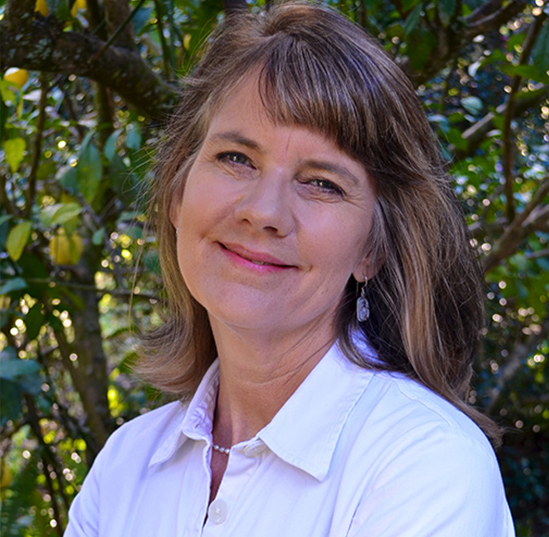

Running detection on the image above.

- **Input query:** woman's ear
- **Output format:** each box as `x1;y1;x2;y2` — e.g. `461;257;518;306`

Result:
169;178;187;230
170;198;181;230
352;251;384;282
352;259;371;283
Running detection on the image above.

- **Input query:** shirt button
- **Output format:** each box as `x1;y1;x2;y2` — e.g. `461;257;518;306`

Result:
208;499;228;525
243;441;265;457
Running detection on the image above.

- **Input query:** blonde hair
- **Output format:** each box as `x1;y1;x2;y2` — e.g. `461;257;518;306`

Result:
139;2;500;444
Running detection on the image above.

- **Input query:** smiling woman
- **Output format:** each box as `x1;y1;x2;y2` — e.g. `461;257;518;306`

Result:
171;76;376;344
64;3;515;537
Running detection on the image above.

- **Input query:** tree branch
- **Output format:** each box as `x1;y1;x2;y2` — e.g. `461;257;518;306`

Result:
485;314;549;413
103;0;136;50
483;178;549;271
464;0;529;40
501;11;549;222
452;86;549;160
43;299;110;453
4;0;36;29
401;0;529;85
466;0;503;24
24;74;48;218
0;19;178;120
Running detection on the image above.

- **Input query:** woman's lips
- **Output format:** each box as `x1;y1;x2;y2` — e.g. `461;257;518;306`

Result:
218;242;295;270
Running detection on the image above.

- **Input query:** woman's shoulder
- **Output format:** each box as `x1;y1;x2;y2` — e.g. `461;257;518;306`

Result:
354;368;494;452
99;400;189;463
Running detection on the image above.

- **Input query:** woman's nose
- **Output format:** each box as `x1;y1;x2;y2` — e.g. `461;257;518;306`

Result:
233;171;294;236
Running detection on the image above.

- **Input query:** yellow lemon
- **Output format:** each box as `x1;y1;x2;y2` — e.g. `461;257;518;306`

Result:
71;0;86;17
3;68;29;89
35;0;49;16
0;461;12;489
0;295;10;310
49;229;84;265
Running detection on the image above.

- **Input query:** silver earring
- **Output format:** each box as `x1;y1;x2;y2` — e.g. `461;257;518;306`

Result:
356;276;370;322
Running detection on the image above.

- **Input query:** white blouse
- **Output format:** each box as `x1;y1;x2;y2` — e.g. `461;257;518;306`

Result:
65;343;515;536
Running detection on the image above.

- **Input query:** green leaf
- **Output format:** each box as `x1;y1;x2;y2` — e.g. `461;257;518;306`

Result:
77;144;103;204
0;277;28;295
461;96;483;115
59;166;79;195
447;127;468;150
500;63;549;84
0;359;41;380
402;0;421;11
0;346;17;361
0;79;16;103
25;303;45;341
405;28;437;70
536;256;549;272
143;250;161;275
403;5;422;38
438;0;456;27
3;137;26;173
36;160;57;181
0;95;7;141
39;202;82;228
45;0;71;21
0;379;23;425
104;128;123;162
7;221;32;261
126;124;142;150
92;228;105;246
532;19;549;76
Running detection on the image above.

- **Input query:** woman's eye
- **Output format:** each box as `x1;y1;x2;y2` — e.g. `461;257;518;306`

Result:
218;152;253;167
309;178;344;196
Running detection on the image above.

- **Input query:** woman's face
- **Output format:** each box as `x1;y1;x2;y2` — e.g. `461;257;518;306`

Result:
171;76;376;341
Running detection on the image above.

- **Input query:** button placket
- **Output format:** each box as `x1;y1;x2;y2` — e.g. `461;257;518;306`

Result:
243;440;266;457
208;498;229;525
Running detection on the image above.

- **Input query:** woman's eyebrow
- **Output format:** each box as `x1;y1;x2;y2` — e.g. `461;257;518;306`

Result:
305;160;360;185
210;131;262;152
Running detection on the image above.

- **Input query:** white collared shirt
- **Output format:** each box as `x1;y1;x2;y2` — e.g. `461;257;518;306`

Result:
65;343;515;536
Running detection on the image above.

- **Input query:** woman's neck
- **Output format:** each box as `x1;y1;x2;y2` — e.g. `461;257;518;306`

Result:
209;320;336;448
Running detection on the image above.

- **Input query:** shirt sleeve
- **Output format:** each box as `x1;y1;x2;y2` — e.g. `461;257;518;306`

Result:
63;445;106;537
347;429;515;537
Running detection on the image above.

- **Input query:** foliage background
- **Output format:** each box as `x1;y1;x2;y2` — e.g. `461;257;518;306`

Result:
1;0;548;535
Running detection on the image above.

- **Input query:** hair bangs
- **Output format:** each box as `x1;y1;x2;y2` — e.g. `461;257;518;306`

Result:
249;35;377;162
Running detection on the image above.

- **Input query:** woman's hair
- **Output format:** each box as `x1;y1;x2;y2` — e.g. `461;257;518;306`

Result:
138;2;500;444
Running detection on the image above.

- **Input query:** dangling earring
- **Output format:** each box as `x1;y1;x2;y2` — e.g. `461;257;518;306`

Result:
356;276;370;322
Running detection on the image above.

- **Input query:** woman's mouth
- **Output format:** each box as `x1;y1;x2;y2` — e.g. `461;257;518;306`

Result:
218;242;294;270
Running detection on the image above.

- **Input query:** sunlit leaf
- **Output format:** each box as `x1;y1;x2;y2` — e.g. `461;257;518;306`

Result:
3;137;26;173
6;221;32;261
77;143;103;204
39;202;82;228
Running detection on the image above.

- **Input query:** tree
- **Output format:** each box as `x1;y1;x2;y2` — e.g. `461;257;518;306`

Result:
1;0;548;535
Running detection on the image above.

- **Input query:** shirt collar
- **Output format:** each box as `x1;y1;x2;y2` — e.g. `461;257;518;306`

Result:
258;342;374;481
149;360;220;467
150;341;375;481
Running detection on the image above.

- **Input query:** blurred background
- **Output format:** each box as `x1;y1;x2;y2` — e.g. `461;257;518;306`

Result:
0;0;548;535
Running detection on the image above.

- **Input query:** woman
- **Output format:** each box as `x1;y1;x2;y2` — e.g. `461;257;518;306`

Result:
65;3;515;536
